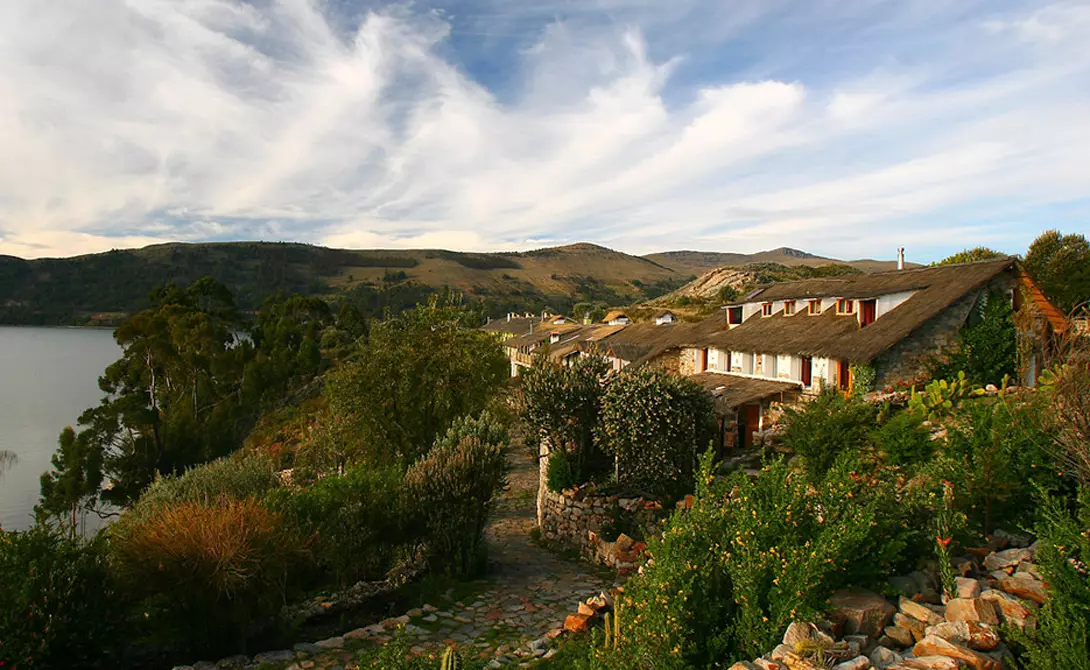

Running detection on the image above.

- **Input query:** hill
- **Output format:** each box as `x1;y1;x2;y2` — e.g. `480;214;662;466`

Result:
644;247;913;275
0;242;691;325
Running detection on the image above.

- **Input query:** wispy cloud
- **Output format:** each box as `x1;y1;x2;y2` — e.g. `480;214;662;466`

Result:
0;0;1087;261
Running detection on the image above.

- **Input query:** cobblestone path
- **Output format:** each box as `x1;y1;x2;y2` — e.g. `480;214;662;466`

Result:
213;439;616;670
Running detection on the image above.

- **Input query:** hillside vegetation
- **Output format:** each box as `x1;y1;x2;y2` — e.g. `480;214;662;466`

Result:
645;246;912;275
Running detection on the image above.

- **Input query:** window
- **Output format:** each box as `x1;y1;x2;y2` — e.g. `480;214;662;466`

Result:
808;300;821;315
783;300;796;316
762;302;774;317
727;306;743;325
836;299;855;315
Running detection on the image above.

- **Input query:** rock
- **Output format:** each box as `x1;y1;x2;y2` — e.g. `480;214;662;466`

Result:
944;598;1000;625
999;572;1048;604
1016;561;1043;580
888;576;920;599
979;589;1037;629
994;529;1031;547
753;660;787;670
869;646;903;669
615;534;635;551
577;602;598;617
782;622;835;648
833;657;871;670
216;656;249;668
983;548;1032;572
913;635;1001;670
729;663;758;670
564;613;592;633
893;613;927;642
254;651;294;664
771;644;794;661
899;598;944;626
292;642;323;654
884;624;915;647
829;589;897;638
896;656;961;670
954;577;982;599
779;652;824;669
924;621;1000;651
315;636;344;650
193;663;216;670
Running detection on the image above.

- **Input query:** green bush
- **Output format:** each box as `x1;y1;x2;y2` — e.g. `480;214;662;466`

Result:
0;527;124;669
611;452;910;667
265;464;407;586
546;448;577;493
781;387;877;480
109;498;300;656
1011;488;1090;669
404;413;509;578
129;452;281;518
872;410;935;466
597;370;716;497
930;292;1017;386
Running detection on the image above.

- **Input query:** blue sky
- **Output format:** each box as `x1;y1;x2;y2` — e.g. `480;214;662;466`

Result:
0;0;1087;262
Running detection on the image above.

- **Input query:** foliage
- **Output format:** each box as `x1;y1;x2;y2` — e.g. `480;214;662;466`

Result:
609;452;910;667
933;480;965;600
931;292;1018;386
327;294;509;468
356;629;485;669
1024;229;1090;314
597;370;716;497
125;453;281;520
1034;335;1090;488
37;426;104;531
109;498;300;655
1011;488;1090;670
933;399;1062;537
908;372;983;422
520;356;610;486
872;410;935;467
849;362;876;396
781;387;877;480
265;464;406;586
403;413;510;577
0;527;124;669
546;447;577;492
933;247;1006;265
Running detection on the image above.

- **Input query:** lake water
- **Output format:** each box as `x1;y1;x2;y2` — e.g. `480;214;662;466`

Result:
0;327;121;531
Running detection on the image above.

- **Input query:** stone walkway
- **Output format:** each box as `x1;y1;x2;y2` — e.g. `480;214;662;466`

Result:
213;437;616;670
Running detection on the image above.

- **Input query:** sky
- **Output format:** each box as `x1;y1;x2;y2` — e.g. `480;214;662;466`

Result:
1;1;1088;263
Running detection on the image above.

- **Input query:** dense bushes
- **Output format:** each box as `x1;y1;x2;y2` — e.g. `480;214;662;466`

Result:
127;453;281;517
404;414;510;577
110;498;299;655
872;410;935;466
781;387;876;479
0;528;124;669
597;370;716;497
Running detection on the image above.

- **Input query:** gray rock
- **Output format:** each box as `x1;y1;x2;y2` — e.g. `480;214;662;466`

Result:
216;655;249;668
293;642;322;655
254;650;294;664
315;636;345;650
983;548;1033;572
869;646;903;669
832;656;870;670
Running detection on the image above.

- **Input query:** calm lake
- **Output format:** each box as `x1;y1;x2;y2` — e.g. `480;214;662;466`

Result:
0;327;121;531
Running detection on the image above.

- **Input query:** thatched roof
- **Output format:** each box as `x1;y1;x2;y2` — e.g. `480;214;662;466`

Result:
603;310;629;322
481;316;540;336
688;372;801;412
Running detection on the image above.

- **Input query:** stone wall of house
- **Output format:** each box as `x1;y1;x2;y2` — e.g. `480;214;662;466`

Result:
872;275;1014;389
539;487;668;572
677;347;699;376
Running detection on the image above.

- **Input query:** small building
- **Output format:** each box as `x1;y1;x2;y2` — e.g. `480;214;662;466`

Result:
655;311;676;326
603;310;631;326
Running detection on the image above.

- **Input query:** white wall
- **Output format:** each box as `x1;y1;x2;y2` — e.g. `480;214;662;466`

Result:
813;357;833;387
876;290;920;318
777;354;798;380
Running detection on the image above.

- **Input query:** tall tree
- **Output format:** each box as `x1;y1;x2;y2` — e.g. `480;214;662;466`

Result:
38;427;103;532
1024;230;1090;314
934;247;1006;265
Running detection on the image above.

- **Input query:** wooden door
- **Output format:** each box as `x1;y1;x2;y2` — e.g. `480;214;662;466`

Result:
861;299;877;327
801;357;813;387
740;404;761;448
700;348;709;373
838;360;852;391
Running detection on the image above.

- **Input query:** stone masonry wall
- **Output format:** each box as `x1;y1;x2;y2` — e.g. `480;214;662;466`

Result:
872;275;1014;389
539;487;666;572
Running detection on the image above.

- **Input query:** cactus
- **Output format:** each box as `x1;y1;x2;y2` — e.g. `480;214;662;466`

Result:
603;612;613;649
613;596;621;648
440;646;461;670
909;371;983;422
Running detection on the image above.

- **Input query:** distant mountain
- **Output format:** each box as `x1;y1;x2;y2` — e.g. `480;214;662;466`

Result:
0;241;690;326
645;247;913;274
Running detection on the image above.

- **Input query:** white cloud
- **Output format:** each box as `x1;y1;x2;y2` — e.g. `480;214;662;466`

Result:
0;0;1088;261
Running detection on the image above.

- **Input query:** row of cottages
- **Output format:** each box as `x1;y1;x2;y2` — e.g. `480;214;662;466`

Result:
493;257;1067;452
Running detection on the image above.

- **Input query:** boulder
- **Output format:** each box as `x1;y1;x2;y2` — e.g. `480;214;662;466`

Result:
979;590;1037;629
253;651;294;664
888;576;920;599
913;635;1001;670
868;646;903;669
564;613;592;633
999;572;1048;604
832;657;871;670
893;614;927;642
924;621;1000;651
753;660;787;670
895;656;962;670
954;577;982;599
944;598;1000;625
314;636;344;650
729;664;758;670
883;624;915;648
829;590;897;638
983;548;1033;572
899;598;944;626
783;622;834;648
779;652;824;670
994;529;1031;548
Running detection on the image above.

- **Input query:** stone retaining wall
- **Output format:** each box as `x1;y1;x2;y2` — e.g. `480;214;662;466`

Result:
539;487;670;572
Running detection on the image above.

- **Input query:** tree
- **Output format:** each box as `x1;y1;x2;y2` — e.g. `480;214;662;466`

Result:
932;291;1018;386
1025;230;1090;314
934;247;1006;265
38;427;104;532
326;294;509;468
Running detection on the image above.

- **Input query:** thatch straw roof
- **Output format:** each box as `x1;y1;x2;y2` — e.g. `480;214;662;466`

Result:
688;372;801;411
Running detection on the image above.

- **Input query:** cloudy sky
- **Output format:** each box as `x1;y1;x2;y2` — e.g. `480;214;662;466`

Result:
1;0;1088;262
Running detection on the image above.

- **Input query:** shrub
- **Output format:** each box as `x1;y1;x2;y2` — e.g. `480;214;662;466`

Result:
404;413;509;577
520;356;611;486
597;370;716;497
930;292;1017;386
872;410;935;467
265;464;406;586
546;448;577;493
612;452;909;667
109;498;300;655
129;452;281;518
1011;488;1090;669
0;527;124;669
781;387;876;480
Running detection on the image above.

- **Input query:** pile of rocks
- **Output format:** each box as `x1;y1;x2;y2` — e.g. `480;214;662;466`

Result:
728;535;1047;670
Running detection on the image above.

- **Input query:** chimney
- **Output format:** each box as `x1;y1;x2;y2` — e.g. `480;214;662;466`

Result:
506;313;511;322
897;248;905;271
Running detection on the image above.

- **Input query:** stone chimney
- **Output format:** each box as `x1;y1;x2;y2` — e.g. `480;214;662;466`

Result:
897;248;905;271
